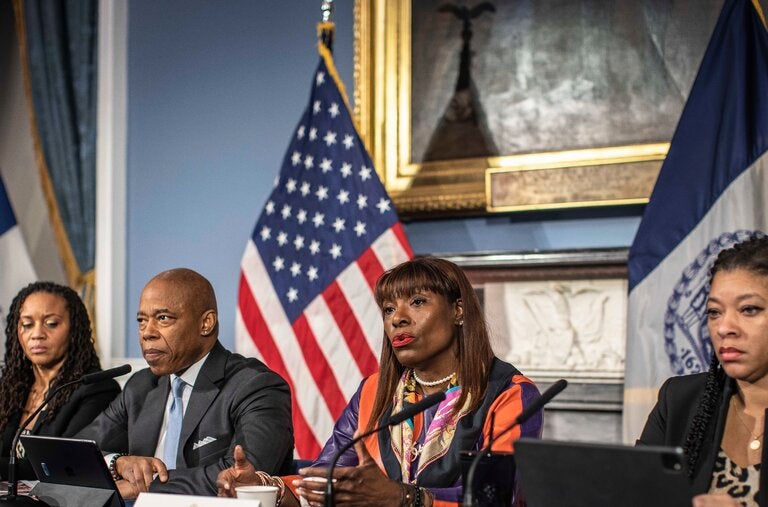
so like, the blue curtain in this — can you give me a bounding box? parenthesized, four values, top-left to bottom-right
(19, 0, 97, 278)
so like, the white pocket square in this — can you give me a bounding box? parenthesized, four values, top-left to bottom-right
(192, 436, 217, 450)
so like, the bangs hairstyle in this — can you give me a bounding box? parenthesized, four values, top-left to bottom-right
(368, 257, 494, 431)
(375, 258, 461, 308)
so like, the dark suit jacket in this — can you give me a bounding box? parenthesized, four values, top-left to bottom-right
(0, 378, 121, 479)
(638, 372, 767, 504)
(76, 341, 294, 496)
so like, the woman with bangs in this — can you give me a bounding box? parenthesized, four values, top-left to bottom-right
(218, 256, 542, 506)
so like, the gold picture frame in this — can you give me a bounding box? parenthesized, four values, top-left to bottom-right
(353, 0, 720, 217)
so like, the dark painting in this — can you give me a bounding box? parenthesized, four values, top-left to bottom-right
(410, 0, 725, 164)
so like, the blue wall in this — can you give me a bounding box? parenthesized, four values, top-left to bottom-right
(125, 1, 641, 356)
(126, 1, 356, 356)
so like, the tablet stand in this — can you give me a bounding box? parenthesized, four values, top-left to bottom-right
(29, 483, 120, 507)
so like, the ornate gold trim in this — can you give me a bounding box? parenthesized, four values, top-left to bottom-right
(486, 143, 668, 212)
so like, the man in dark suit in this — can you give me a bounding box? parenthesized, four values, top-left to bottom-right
(77, 268, 293, 498)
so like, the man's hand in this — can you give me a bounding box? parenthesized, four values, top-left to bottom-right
(115, 479, 140, 500)
(216, 445, 262, 497)
(115, 455, 169, 494)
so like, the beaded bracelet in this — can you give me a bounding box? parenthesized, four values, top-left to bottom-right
(413, 485, 423, 507)
(108, 453, 126, 481)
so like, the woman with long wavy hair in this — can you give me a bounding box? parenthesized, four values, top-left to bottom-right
(216, 257, 542, 506)
(0, 281, 120, 479)
(639, 235, 768, 507)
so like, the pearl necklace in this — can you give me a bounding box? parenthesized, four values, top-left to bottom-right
(413, 371, 454, 387)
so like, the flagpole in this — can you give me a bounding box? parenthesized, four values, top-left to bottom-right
(319, 0, 334, 51)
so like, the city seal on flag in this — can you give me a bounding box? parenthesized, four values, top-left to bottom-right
(664, 229, 765, 376)
(623, 0, 768, 442)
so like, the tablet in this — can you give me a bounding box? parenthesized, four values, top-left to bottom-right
(20, 434, 124, 507)
(514, 438, 693, 507)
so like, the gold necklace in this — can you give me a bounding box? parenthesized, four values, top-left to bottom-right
(730, 396, 765, 451)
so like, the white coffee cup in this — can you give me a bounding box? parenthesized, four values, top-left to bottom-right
(235, 485, 279, 507)
(301, 476, 328, 494)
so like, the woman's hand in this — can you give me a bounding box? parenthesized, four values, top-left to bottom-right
(116, 455, 168, 495)
(296, 437, 403, 507)
(216, 444, 263, 497)
(692, 493, 741, 506)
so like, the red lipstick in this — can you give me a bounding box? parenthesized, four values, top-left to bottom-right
(392, 334, 414, 348)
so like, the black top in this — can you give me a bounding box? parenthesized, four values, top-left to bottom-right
(0, 377, 121, 479)
(638, 372, 768, 505)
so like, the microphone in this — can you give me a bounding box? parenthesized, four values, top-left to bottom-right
(384, 391, 447, 426)
(81, 364, 132, 385)
(322, 391, 447, 507)
(0, 365, 132, 505)
(462, 379, 568, 507)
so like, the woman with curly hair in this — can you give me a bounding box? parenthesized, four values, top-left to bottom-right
(0, 281, 121, 479)
(639, 234, 768, 507)
(216, 257, 542, 506)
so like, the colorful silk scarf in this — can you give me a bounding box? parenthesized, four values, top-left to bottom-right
(390, 369, 472, 483)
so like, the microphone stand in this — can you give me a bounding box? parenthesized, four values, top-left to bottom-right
(462, 379, 568, 507)
(322, 391, 447, 507)
(0, 364, 131, 506)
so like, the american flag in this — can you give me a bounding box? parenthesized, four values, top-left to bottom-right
(236, 45, 413, 459)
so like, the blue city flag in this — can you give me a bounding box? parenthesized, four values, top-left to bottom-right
(623, 0, 768, 440)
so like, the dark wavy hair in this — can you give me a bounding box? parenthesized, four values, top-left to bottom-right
(367, 257, 494, 430)
(0, 282, 102, 430)
(683, 234, 768, 476)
